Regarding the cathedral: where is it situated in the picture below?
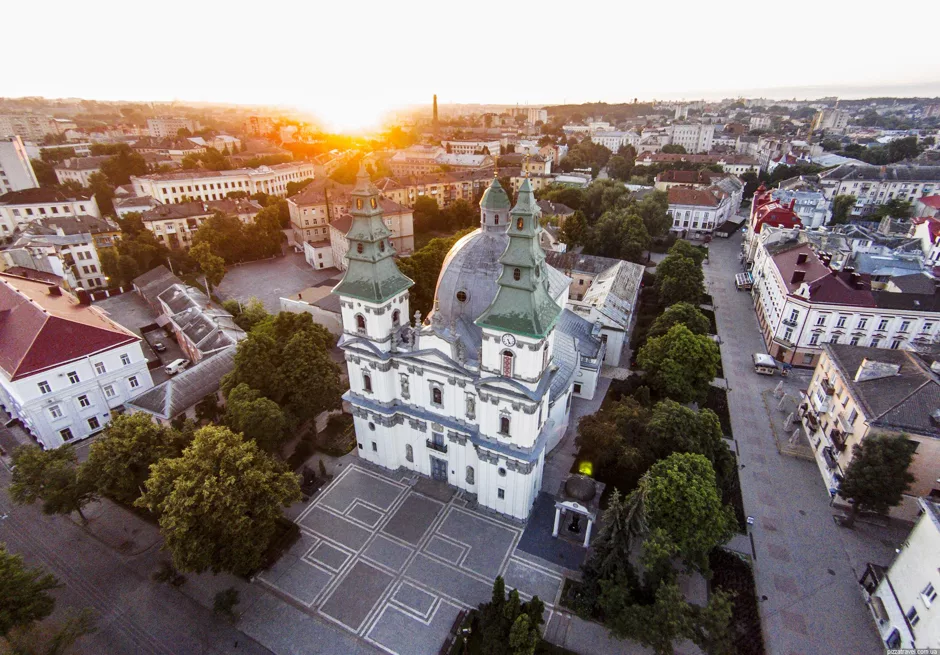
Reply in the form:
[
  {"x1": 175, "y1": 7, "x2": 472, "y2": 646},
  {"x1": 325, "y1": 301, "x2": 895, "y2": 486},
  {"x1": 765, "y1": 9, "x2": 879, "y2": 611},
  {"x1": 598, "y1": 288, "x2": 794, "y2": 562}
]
[{"x1": 332, "y1": 165, "x2": 604, "y2": 520}]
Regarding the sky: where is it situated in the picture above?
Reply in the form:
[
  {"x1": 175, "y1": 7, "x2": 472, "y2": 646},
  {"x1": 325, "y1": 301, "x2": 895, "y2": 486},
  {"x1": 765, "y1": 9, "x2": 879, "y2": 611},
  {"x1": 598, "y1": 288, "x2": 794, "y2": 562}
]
[{"x1": 5, "y1": 0, "x2": 940, "y2": 131}]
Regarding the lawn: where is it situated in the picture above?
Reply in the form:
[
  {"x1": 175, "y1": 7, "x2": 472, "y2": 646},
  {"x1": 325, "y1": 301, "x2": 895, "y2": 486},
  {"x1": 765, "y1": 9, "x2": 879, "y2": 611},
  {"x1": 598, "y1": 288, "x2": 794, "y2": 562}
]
[{"x1": 710, "y1": 549, "x2": 766, "y2": 655}]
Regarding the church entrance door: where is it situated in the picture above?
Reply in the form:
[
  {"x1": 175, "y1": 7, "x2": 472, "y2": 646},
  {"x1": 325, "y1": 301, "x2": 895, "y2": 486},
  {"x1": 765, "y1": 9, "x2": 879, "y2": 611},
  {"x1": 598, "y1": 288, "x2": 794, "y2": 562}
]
[{"x1": 430, "y1": 457, "x2": 448, "y2": 481}]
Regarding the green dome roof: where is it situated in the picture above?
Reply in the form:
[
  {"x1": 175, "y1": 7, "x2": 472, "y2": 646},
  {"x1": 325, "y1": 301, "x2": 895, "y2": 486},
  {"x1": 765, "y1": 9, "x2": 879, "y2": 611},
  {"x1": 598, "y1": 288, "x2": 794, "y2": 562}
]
[{"x1": 480, "y1": 177, "x2": 510, "y2": 211}]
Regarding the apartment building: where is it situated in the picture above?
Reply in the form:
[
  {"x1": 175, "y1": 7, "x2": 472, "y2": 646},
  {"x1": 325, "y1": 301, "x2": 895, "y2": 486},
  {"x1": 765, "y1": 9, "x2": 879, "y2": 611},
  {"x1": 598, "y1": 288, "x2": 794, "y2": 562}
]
[
  {"x1": 287, "y1": 179, "x2": 351, "y2": 246},
  {"x1": 388, "y1": 145, "x2": 494, "y2": 176},
  {"x1": 666, "y1": 186, "x2": 733, "y2": 237},
  {"x1": 751, "y1": 238, "x2": 940, "y2": 368},
  {"x1": 373, "y1": 170, "x2": 494, "y2": 209},
  {"x1": 815, "y1": 108, "x2": 850, "y2": 133},
  {"x1": 665, "y1": 123, "x2": 715, "y2": 153},
  {"x1": 749, "y1": 116, "x2": 772, "y2": 131},
  {"x1": 0, "y1": 188, "x2": 100, "y2": 236},
  {"x1": 800, "y1": 345, "x2": 940, "y2": 522},
  {"x1": 147, "y1": 117, "x2": 199, "y2": 139},
  {"x1": 315, "y1": 199, "x2": 415, "y2": 271},
  {"x1": 140, "y1": 198, "x2": 263, "y2": 249},
  {"x1": 54, "y1": 156, "x2": 112, "y2": 187},
  {"x1": 634, "y1": 151, "x2": 760, "y2": 175},
  {"x1": 130, "y1": 162, "x2": 315, "y2": 204},
  {"x1": 0, "y1": 114, "x2": 59, "y2": 141},
  {"x1": 0, "y1": 273, "x2": 154, "y2": 449},
  {"x1": 590, "y1": 131, "x2": 640, "y2": 152},
  {"x1": 441, "y1": 139, "x2": 500, "y2": 155},
  {"x1": 819, "y1": 164, "x2": 940, "y2": 217},
  {"x1": 860, "y1": 498, "x2": 940, "y2": 649},
  {"x1": 0, "y1": 136, "x2": 39, "y2": 194},
  {"x1": 771, "y1": 188, "x2": 831, "y2": 228}
]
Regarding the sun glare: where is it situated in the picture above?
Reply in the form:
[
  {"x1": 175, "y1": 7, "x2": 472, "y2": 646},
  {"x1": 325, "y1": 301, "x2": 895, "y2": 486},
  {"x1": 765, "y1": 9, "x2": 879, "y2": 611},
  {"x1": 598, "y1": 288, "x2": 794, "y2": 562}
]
[{"x1": 311, "y1": 98, "x2": 385, "y2": 134}]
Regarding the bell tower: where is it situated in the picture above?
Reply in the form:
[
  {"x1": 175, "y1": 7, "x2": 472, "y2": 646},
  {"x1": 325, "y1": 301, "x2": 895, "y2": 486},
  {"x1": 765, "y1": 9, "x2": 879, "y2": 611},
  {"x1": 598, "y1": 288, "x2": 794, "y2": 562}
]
[{"x1": 332, "y1": 163, "x2": 413, "y2": 351}]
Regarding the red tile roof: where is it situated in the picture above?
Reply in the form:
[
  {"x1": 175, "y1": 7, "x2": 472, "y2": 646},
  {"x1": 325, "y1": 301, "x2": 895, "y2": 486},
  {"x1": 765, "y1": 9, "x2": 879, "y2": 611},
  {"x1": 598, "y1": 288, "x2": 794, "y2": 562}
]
[
  {"x1": 918, "y1": 195, "x2": 940, "y2": 209},
  {"x1": 0, "y1": 275, "x2": 139, "y2": 380},
  {"x1": 770, "y1": 244, "x2": 875, "y2": 306},
  {"x1": 667, "y1": 186, "x2": 724, "y2": 207}
]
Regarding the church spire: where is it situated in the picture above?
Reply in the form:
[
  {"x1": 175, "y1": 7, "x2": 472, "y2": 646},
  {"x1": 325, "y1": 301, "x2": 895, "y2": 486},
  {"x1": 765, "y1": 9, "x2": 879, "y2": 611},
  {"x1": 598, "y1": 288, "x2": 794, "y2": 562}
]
[
  {"x1": 475, "y1": 178, "x2": 561, "y2": 338},
  {"x1": 332, "y1": 163, "x2": 413, "y2": 303}
]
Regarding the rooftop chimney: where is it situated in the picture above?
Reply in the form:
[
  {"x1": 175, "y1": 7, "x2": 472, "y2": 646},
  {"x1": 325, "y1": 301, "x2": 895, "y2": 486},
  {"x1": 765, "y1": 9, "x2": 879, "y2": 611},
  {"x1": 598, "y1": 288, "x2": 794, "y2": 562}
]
[
  {"x1": 791, "y1": 270, "x2": 806, "y2": 284},
  {"x1": 796, "y1": 252, "x2": 808, "y2": 265},
  {"x1": 47, "y1": 285, "x2": 62, "y2": 297},
  {"x1": 75, "y1": 288, "x2": 91, "y2": 306}
]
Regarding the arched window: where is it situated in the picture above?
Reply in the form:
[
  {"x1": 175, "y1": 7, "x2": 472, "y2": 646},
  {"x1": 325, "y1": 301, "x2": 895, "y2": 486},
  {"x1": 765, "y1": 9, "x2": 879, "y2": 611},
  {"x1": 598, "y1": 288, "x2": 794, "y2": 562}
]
[
  {"x1": 500, "y1": 416, "x2": 510, "y2": 435},
  {"x1": 513, "y1": 268, "x2": 521, "y2": 281},
  {"x1": 494, "y1": 214, "x2": 499, "y2": 223},
  {"x1": 466, "y1": 466, "x2": 475, "y2": 485},
  {"x1": 392, "y1": 309, "x2": 400, "y2": 326},
  {"x1": 356, "y1": 242, "x2": 364, "y2": 254},
  {"x1": 379, "y1": 240, "x2": 386, "y2": 252},
  {"x1": 363, "y1": 373, "x2": 372, "y2": 393},
  {"x1": 432, "y1": 387, "x2": 443, "y2": 405},
  {"x1": 405, "y1": 444, "x2": 414, "y2": 463},
  {"x1": 516, "y1": 217, "x2": 524, "y2": 230},
  {"x1": 502, "y1": 350, "x2": 514, "y2": 376},
  {"x1": 356, "y1": 314, "x2": 366, "y2": 333}
]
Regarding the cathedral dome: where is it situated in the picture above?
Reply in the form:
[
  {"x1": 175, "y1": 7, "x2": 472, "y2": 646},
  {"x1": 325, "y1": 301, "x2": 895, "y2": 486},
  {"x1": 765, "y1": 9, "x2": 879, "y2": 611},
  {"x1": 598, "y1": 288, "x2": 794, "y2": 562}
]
[
  {"x1": 432, "y1": 228, "x2": 508, "y2": 325},
  {"x1": 480, "y1": 176, "x2": 511, "y2": 211}
]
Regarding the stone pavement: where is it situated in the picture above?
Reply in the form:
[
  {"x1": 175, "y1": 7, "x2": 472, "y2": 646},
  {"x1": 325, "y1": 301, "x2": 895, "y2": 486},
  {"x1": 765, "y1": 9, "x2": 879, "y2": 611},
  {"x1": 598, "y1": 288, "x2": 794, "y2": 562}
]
[
  {"x1": 259, "y1": 463, "x2": 567, "y2": 655},
  {"x1": 217, "y1": 252, "x2": 338, "y2": 313},
  {"x1": 705, "y1": 234, "x2": 903, "y2": 655}
]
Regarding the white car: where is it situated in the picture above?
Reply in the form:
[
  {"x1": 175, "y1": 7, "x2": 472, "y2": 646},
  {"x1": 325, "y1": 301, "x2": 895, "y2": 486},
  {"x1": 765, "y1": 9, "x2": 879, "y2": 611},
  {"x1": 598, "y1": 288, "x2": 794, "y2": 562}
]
[{"x1": 164, "y1": 358, "x2": 189, "y2": 375}]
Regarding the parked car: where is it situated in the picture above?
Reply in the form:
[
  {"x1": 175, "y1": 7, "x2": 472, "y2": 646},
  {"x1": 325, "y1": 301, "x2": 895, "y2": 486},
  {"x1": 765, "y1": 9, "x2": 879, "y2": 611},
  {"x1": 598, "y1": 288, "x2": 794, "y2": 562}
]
[
  {"x1": 153, "y1": 341, "x2": 167, "y2": 352},
  {"x1": 164, "y1": 358, "x2": 189, "y2": 375},
  {"x1": 752, "y1": 353, "x2": 778, "y2": 376}
]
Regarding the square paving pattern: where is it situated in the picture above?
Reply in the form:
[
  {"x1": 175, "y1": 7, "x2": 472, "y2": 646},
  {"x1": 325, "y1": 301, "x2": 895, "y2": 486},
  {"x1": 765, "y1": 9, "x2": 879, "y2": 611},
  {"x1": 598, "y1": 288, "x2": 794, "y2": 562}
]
[{"x1": 258, "y1": 463, "x2": 565, "y2": 655}]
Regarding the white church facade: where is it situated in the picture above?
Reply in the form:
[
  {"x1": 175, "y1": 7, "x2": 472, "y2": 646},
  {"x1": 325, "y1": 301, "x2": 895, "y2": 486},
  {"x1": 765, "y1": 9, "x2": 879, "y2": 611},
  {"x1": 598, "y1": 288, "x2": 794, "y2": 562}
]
[{"x1": 332, "y1": 166, "x2": 604, "y2": 520}]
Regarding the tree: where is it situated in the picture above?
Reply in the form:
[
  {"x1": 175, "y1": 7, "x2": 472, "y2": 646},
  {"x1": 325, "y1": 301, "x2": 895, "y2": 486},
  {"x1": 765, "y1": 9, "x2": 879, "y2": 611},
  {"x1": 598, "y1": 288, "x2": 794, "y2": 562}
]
[
  {"x1": 576, "y1": 397, "x2": 651, "y2": 471},
  {"x1": 0, "y1": 545, "x2": 59, "y2": 637},
  {"x1": 648, "y1": 302, "x2": 710, "y2": 338},
  {"x1": 586, "y1": 210, "x2": 649, "y2": 263},
  {"x1": 642, "y1": 453, "x2": 736, "y2": 575},
  {"x1": 136, "y1": 425, "x2": 301, "y2": 575},
  {"x1": 830, "y1": 194, "x2": 856, "y2": 225},
  {"x1": 83, "y1": 414, "x2": 188, "y2": 505},
  {"x1": 225, "y1": 383, "x2": 288, "y2": 453},
  {"x1": 637, "y1": 324, "x2": 719, "y2": 403},
  {"x1": 870, "y1": 198, "x2": 914, "y2": 220},
  {"x1": 222, "y1": 297, "x2": 269, "y2": 332},
  {"x1": 286, "y1": 177, "x2": 314, "y2": 196},
  {"x1": 558, "y1": 210, "x2": 588, "y2": 247},
  {"x1": 837, "y1": 434, "x2": 917, "y2": 528},
  {"x1": 86, "y1": 172, "x2": 115, "y2": 216},
  {"x1": 661, "y1": 144, "x2": 687, "y2": 155},
  {"x1": 190, "y1": 241, "x2": 226, "y2": 288},
  {"x1": 9, "y1": 447, "x2": 96, "y2": 523},
  {"x1": 508, "y1": 614, "x2": 537, "y2": 655},
  {"x1": 222, "y1": 312, "x2": 343, "y2": 425},
  {"x1": 656, "y1": 254, "x2": 705, "y2": 306},
  {"x1": 635, "y1": 190, "x2": 671, "y2": 238},
  {"x1": 607, "y1": 155, "x2": 634, "y2": 181},
  {"x1": 4, "y1": 607, "x2": 97, "y2": 654},
  {"x1": 477, "y1": 576, "x2": 545, "y2": 655},
  {"x1": 667, "y1": 239, "x2": 706, "y2": 265},
  {"x1": 412, "y1": 196, "x2": 441, "y2": 233},
  {"x1": 99, "y1": 145, "x2": 148, "y2": 186},
  {"x1": 29, "y1": 159, "x2": 58, "y2": 187}
]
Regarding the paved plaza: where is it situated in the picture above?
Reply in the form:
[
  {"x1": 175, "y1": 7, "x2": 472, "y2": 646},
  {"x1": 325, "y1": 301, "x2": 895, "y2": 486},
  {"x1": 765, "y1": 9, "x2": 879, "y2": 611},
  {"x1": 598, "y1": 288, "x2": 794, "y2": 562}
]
[
  {"x1": 258, "y1": 464, "x2": 567, "y2": 655},
  {"x1": 216, "y1": 252, "x2": 339, "y2": 313}
]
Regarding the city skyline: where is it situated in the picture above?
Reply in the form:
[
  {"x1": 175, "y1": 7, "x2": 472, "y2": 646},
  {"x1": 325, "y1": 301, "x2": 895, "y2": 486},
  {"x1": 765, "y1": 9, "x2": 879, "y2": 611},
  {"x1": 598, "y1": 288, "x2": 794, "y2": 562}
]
[{"x1": 6, "y1": 0, "x2": 940, "y2": 130}]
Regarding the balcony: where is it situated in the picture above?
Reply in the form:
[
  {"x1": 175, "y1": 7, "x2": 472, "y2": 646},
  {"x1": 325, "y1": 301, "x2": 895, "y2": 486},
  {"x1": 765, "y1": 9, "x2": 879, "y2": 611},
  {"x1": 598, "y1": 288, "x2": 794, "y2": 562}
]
[
  {"x1": 782, "y1": 317, "x2": 798, "y2": 327},
  {"x1": 821, "y1": 377, "x2": 835, "y2": 396},
  {"x1": 810, "y1": 392, "x2": 830, "y2": 415},
  {"x1": 822, "y1": 446, "x2": 839, "y2": 470},
  {"x1": 426, "y1": 439, "x2": 448, "y2": 454},
  {"x1": 829, "y1": 428, "x2": 847, "y2": 452}
]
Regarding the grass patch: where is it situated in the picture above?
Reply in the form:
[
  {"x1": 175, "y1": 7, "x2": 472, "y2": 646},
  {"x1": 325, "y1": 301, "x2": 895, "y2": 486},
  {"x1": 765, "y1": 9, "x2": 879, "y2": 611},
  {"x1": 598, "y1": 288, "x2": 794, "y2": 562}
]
[
  {"x1": 710, "y1": 549, "x2": 766, "y2": 655},
  {"x1": 701, "y1": 307, "x2": 718, "y2": 335},
  {"x1": 256, "y1": 516, "x2": 300, "y2": 574},
  {"x1": 317, "y1": 413, "x2": 355, "y2": 456}
]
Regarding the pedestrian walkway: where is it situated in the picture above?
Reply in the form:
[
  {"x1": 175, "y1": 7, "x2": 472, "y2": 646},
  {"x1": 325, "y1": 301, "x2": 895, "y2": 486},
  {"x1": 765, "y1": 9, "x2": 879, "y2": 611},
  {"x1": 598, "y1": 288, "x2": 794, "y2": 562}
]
[{"x1": 705, "y1": 234, "x2": 900, "y2": 655}]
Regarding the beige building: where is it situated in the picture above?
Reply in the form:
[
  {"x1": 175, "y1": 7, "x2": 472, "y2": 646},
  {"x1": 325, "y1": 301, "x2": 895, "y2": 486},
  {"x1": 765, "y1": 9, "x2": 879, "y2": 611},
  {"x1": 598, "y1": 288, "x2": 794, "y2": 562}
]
[
  {"x1": 140, "y1": 198, "x2": 262, "y2": 249},
  {"x1": 131, "y1": 162, "x2": 315, "y2": 204},
  {"x1": 287, "y1": 180, "x2": 351, "y2": 247},
  {"x1": 373, "y1": 170, "x2": 494, "y2": 209},
  {"x1": 800, "y1": 344, "x2": 940, "y2": 522},
  {"x1": 54, "y1": 156, "x2": 112, "y2": 187}
]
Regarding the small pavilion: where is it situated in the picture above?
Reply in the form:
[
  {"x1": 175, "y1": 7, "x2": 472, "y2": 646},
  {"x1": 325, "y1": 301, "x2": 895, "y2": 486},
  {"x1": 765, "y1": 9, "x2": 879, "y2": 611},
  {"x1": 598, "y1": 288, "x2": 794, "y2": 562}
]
[{"x1": 552, "y1": 474, "x2": 605, "y2": 547}]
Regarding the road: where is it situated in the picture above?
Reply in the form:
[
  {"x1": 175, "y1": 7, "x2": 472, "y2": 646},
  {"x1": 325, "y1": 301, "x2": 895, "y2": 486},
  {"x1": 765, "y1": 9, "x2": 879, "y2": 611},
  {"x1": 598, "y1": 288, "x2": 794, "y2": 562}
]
[
  {"x1": 0, "y1": 466, "x2": 271, "y2": 655},
  {"x1": 706, "y1": 233, "x2": 896, "y2": 655}
]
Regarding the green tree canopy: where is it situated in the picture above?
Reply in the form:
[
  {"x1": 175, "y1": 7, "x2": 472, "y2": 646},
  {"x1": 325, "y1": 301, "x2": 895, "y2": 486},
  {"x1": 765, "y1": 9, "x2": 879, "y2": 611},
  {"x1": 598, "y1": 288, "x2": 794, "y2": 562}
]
[
  {"x1": 838, "y1": 433, "x2": 917, "y2": 527},
  {"x1": 190, "y1": 241, "x2": 226, "y2": 288},
  {"x1": 648, "y1": 302, "x2": 710, "y2": 339},
  {"x1": 222, "y1": 312, "x2": 343, "y2": 424},
  {"x1": 642, "y1": 453, "x2": 736, "y2": 575},
  {"x1": 667, "y1": 239, "x2": 706, "y2": 265},
  {"x1": 9, "y1": 446, "x2": 97, "y2": 522},
  {"x1": 222, "y1": 297, "x2": 270, "y2": 332},
  {"x1": 634, "y1": 190, "x2": 671, "y2": 238},
  {"x1": 224, "y1": 383, "x2": 288, "y2": 453},
  {"x1": 83, "y1": 413, "x2": 189, "y2": 505},
  {"x1": 0, "y1": 545, "x2": 59, "y2": 638},
  {"x1": 661, "y1": 144, "x2": 687, "y2": 154},
  {"x1": 99, "y1": 145, "x2": 148, "y2": 186},
  {"x1": 136, "y1": 425, "x2": 301, "y2": 575},
  {"x1": 656, "y1": 254, "x2": 705, "y2": 306},
  {"x1": 476, "y1": 576, "x2": 545, "y2": 655},
  {"x1": 830, "y1": 194, "x2": 856, "y2": 225},
  {"x1": 637, "y1": 324, "x2": 719, "y2": 403},
  {"x1": 411, "y1": 196, "x2": 441, "y2": 233},
  {"x1": 558, "y1": 210, "x2": 588, "y2": 248},
  {"x1": 586, "y1": 210, "x2": 649, "y2": 263}
]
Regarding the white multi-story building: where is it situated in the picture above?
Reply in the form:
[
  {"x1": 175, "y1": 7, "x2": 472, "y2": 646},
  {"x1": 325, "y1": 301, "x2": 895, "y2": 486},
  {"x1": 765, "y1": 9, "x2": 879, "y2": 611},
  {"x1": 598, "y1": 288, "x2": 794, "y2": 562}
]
[
  {"x1": 770, "y1": 189, "x2": 832, "y2": 229},
  {"x1": 861, "y1": 498, "x2": 940, "y2": 650},
  {"x1": 666, "y1": 186, "x2": 732, "y2": 237},
  {"x1": 0, "y1": 273, "x2": 154, "y2": 449},
  {"x1": 819, "y1": 164, "x2": 940, "y2": 217},
  {"x1": 815, "y1": 108, "x2": 850, "y2": 133},
  {"x1": 0, "y1": 136, "x2": 39, "y2": 194},
  {"x1": 130, "y1": 162, "x2": 315, "y2": 204},
  {"x1": 0, "y1": 114, "x2": 59, "y2": 141},
  {"x1": 333, "y1": 169, "x2": 604, "y2": 520},
  {"x1": 590, "y1": 131, "x2": 640, "y2": 152},
  {"x1": 147, "y1": 117, "x2": 199, "y2": 139},
  {"x1": 0, "y1": 188, "x2": 101, "y2": 236},
  {"x1": 665, "y1": 123, "x2": 715, "y2": 153},
  {"x1": 751, "y1": 235, "x2": 940, "y2": 368},
  {"x1": 9, "y1": 215, "x2": 116, "y2": 290},
  {"x1": 442, "y1": 140, "x2": 500, "y2": 155},
  {"x1": 53, "y1": 156, "x2": 112, "y2": 188},
  {"x1": 749, "y1": 116, "x2": 772, "y2": 131}
]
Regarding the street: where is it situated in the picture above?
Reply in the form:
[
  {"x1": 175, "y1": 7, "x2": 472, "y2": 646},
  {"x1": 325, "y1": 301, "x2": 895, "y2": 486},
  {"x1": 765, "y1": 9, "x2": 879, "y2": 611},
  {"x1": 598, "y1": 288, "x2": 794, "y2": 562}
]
[{"x1": 705, "y1": 233, "x2": 903, "y2": 655}]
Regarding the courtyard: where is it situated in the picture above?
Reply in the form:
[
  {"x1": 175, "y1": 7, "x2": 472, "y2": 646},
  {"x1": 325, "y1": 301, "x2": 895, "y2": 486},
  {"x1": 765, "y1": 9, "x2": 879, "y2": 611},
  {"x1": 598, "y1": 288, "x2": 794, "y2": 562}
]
[
  {"x1": 258, "y1": 463, "x2": 566, "y2": 655},
  {"x1": 216, "y1": 252, "x2": 340, "y2": 313}
]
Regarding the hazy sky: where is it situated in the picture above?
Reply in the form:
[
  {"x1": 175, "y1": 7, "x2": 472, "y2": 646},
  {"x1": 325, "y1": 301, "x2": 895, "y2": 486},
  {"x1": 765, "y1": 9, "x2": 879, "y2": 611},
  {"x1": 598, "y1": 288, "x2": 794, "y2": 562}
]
[{"x1": 6, "y1": 0, "x2": 940, "y2": 130}]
